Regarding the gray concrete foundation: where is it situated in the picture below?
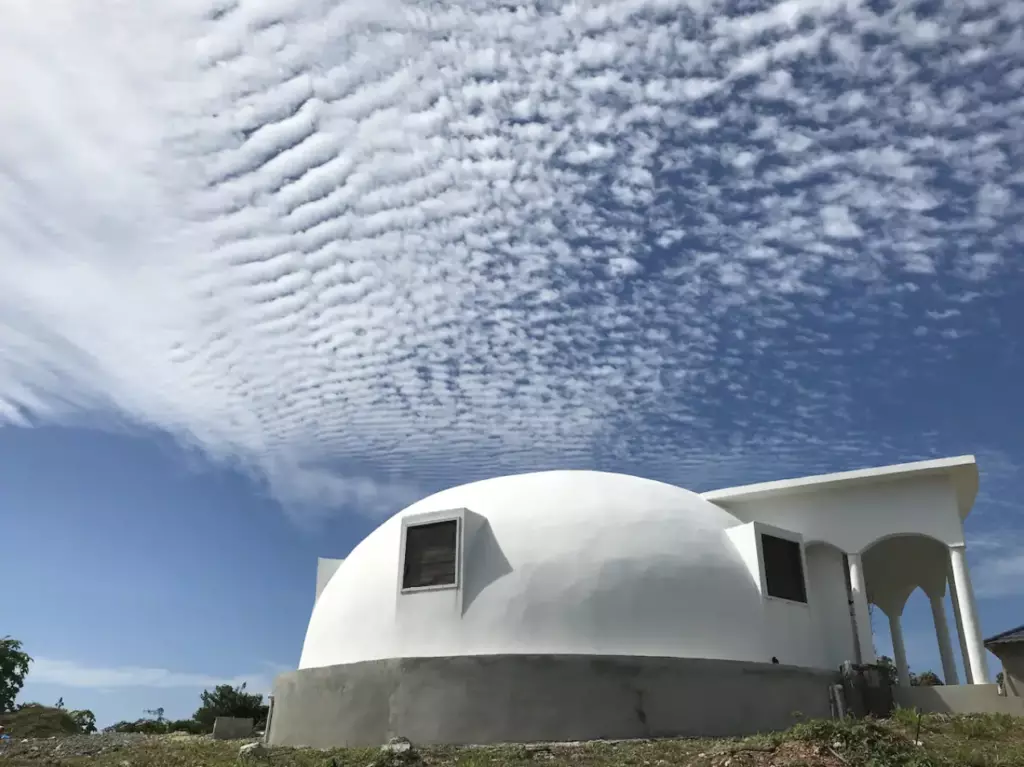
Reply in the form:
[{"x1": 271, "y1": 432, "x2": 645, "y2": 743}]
[{"x1": 268, "y1": 655, "x2": 839, "y2": 748}]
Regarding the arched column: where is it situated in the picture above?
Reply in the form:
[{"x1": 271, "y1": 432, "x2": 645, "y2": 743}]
[
  {"x1": 847, "y1": 553, "x2": 876, "y2": 664},
  {"x1": 888, "y1": 613, "x2": 911, "y2": 686},
  {"x1": 949, "y1": 544, "x2": 990, "y2": 684},
  {"x1": 947, "y1": 566, "x2": 972, "y2": 682},
  {"x1": 929, "y1": 594, "x2": 959, "y2": 685}
]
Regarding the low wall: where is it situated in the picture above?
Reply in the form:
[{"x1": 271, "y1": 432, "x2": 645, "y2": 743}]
[
  {"x1": 268, "y1": 654, "x2": 838, "y2": 748},
  {"x1": 212, "y1": 716, "x2": 254, "y2": 740},
  {"x1": 893, "y1": 685, "x2": 1024, "y2": 716}
]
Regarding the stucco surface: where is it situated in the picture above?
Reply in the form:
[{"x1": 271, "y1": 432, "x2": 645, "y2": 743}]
[
  {"x1": 893, "y1": 684, "x2": 1024, "y2": 715},
  {"x1": 268, "y1": 655, "x2": 839, "y2": 748},
  {"x1": 993, "y1": 644, "x2": 1024, "y2": 698},
  {"x1": 211, "y1": 717, "x2": 254, "y2": 740},
  {"x1": 302, "y1": 471, "x2": 774, "y2": 669}
]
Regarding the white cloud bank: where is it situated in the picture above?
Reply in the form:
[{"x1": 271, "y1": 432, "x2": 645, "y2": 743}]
[
  {"x1": 29, "y1": 657, "x2": 278, "y2": 696},
  {"x1": 1, "y1": 0, "x2": 1022, "y2": 513}
]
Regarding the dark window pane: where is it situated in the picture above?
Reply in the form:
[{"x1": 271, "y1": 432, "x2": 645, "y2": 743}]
[
  {"x1": 403, "y1": 520, "x2": 458, "y2": 589},
  {"x1": 762, "y1": 534, "x2": 807, "y2": 603}
]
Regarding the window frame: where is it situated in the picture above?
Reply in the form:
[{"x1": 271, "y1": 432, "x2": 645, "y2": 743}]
[
  {"x1": 757, "y1": 527, "x2": 809, "y2": 606},
  {"x1": 399, "y1": 509, "x2": 465, "y2": 594}
]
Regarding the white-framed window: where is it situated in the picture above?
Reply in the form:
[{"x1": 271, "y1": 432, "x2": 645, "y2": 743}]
[
  {"x1": 760, "y1": 530, "x2": 808, "y2": 604},
  {"x1": 400, "y1": 510, "x2": 464, "y2": 592}
]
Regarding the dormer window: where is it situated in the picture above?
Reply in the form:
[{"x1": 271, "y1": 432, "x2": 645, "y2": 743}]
[
  {"x1": 402, "y1": 519, "x2": 459, "y2": 590},
  {"x1": 761, "y1": 533, "x2": 807, "y2": 604}
]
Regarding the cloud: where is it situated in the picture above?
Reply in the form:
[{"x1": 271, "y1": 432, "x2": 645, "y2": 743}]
[
  {"x1": 0, "y1": 0, "x2": 1022, "y2": 514},
  {"x1": 969, "y1": 531, "x2": 1024, "y2": 599},
  {"x1": 28, "y1": 657, "x2": 280, "y2": 696}
]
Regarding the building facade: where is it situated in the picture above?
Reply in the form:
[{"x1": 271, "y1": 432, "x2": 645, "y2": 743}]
[{"x1": 268, "y1": 455, "x2": 1004, "y2": 747}]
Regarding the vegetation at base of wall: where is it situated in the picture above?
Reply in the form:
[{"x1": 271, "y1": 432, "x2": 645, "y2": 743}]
[
  {"x1": 875, "y1": 655, "x2": 945, "y2": 686},
  {"x1": 1, "y1": 712, "x2": 1022, "y2": 767}
]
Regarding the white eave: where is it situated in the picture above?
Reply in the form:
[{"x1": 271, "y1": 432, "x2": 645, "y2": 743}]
[{"x1": 702, "y1": 455, "x2": 979, "y2": 520}]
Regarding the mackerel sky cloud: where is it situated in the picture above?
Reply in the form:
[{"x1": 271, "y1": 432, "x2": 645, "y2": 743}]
[{"x1": 1, "y1": 0, "x2": 1022, "y2": 519}]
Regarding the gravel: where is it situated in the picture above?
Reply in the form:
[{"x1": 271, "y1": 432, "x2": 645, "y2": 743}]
[{"x1": 0, "y1": 731, "x2": 209, "y2": 760}]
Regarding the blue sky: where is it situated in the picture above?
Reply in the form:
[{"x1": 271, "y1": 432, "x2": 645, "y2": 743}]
[{"x1": 1, "y1": 0, "x2": 1023, "y2": 729}]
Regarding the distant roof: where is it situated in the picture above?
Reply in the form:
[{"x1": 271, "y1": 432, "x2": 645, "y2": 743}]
[
  {"x1": 702, "y1": 455, "x2": 979, "y2": 521},
  {"x1": 984, "y1": 624, "x2": 1024, "y2": 648}
]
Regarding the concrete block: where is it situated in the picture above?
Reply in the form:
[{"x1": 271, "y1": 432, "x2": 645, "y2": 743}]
[{"x1": 213, "y1": 716, "x2": 255, "y2": 740}]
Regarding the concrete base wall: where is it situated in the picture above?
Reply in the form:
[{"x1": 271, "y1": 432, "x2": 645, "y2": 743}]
[
  {"x1": 893, "y1": 684, "x2": 1024, "y2": 716},
  {"x1": 268, "y1": 655, "x2": 839, "y2": 748}
]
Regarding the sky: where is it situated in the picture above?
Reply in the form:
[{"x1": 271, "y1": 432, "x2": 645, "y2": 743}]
[{"x1": 1, "y1": 0, "x2": 1023, "y2": 729}]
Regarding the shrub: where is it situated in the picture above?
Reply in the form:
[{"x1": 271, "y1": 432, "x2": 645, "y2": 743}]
[
  {"x1": 167, "y1": 719, "x2": 206, "y2": 735},
  {"x1": 0, "y1": 704, "x2": 82, "y2": 738},
  {"x1": 193, "y1": 683, "x2": 267, "y2": 732}
]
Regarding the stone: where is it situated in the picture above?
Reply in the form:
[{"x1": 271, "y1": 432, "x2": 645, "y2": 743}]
[
  {"x1": 239, "y1": 741, "x2": 269, "y2": 759},
  {"x1": 371, "y1": 736, "x2": 419, "y2": 767},
  {"x1": 381, "y1": 736, "x2": 413, "y2": 754}
]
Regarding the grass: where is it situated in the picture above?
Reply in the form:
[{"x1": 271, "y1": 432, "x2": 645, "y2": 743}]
[
  {"x1": 0, "y1": 712, "x2": 1022, "y2": 767},
  {"x1": 0, "y1": 706, "x2": 82, "y2": 738}
]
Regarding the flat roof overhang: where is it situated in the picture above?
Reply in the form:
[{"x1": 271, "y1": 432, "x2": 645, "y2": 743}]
[{"x1": 702, "y1": 455, "x2": 979, "y2": 521}]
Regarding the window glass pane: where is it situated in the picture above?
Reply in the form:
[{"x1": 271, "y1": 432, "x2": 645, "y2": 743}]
[
  {"x1": 403, "y1": 520, "x2": 458, "y2": 589},
  {"x1": 762, "y1": 534, "x2": 807, "y2": 603}
]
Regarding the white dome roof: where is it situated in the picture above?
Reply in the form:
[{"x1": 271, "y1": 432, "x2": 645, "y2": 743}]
[{"x1": 301, "y1": 471, "x2": 769, "y2": 668}]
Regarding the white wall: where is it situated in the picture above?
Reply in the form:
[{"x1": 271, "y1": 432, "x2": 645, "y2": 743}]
[
  {"x1": 725, "y1": 523, "x2": 763, "y2": 595},
  {"x1": 725, "y1": 522, "x2": 825, "y2": 669},
  {"x1": 315, "y1": 558, "x2": 345, "y2": 604},
  {"x1": 805, "y1": 543, "x2": 856, "y2": 670},
  {"x1": 712, "y1": 473, "x2": 965, "y2": 554},
  {"x1": 763, "y1": 597, "x2": 815, "y2": 667}
]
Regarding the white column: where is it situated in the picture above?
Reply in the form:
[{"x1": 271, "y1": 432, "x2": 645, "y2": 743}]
[
  {"x1": 949, "y1": 544, "x2": 990, "y2": 684},
  {"x1": 888, "y1": 613, "x2": 912, "y2": 686},
  {"x1": 848, "y1": 553, "x2": 876, "y2": 664},
  {"x1": 948, "y1": 569, "x2": 973, "y2": 683},
  {"x1": 930, "y1": 594, "x2": 959, "y2": 685}
]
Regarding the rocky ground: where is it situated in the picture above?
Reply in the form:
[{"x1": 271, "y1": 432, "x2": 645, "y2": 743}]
[
  {"x1": 0, "y1": 731, "x2": 204, "y2": 762},
  {"x1": 0, "y1": 713, "x2": 1021, "y2": 767}
]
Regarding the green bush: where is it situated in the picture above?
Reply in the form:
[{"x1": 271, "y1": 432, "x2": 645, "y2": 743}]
[
  {"x1": 168, "y1": 719, "x2": 206, "y2": 735},
  {"x1": 192, "y1": 683, "x2": 267, "y2": 732},
  {"x1": 105, "y1": 718, "x2": 169, "y2": 734}
]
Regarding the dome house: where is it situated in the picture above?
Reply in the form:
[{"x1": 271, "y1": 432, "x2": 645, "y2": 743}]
[{"x1": 268, "y1": 457, "x2": 1004, "y2": 747}]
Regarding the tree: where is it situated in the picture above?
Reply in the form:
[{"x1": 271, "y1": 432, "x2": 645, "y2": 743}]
[
  {"x1": 996, "y1": 671, "x2": 1005, "y2": 688},
  {"x1": 69, "y1": 709, "x2": 97, "y2": 733},
  {"x1": 143, "y1": 707, "x2": 165, "y2": 723},
  {"x1": 911, "y1": 670, "x2": 943, "y2": 686},
  {"x1": 193, "y1": 683, "x2": 268, "y2": 731},
  {"x1": 874, "y1": 656, "x2": 943, "y2": 686},
  {"x1": 0, "y1": 636, "x2": 32, "y2": 712}
]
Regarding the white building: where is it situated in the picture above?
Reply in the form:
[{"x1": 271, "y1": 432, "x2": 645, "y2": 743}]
[{"x1": 268, "y1": 455, "x2": 1018, "y2": 748}]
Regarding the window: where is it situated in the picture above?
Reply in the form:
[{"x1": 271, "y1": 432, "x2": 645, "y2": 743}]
[
  {"x1": 402, "y1": 519, "x2": 459, "y2": 589},
  {"x1": 761, "y1": 533, "x2": 807, "y2": 603}
]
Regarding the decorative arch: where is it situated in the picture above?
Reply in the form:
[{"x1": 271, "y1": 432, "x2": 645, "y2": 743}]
[{"x1": 858, "y1": 533, "x2": 965, "y2": 687}]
